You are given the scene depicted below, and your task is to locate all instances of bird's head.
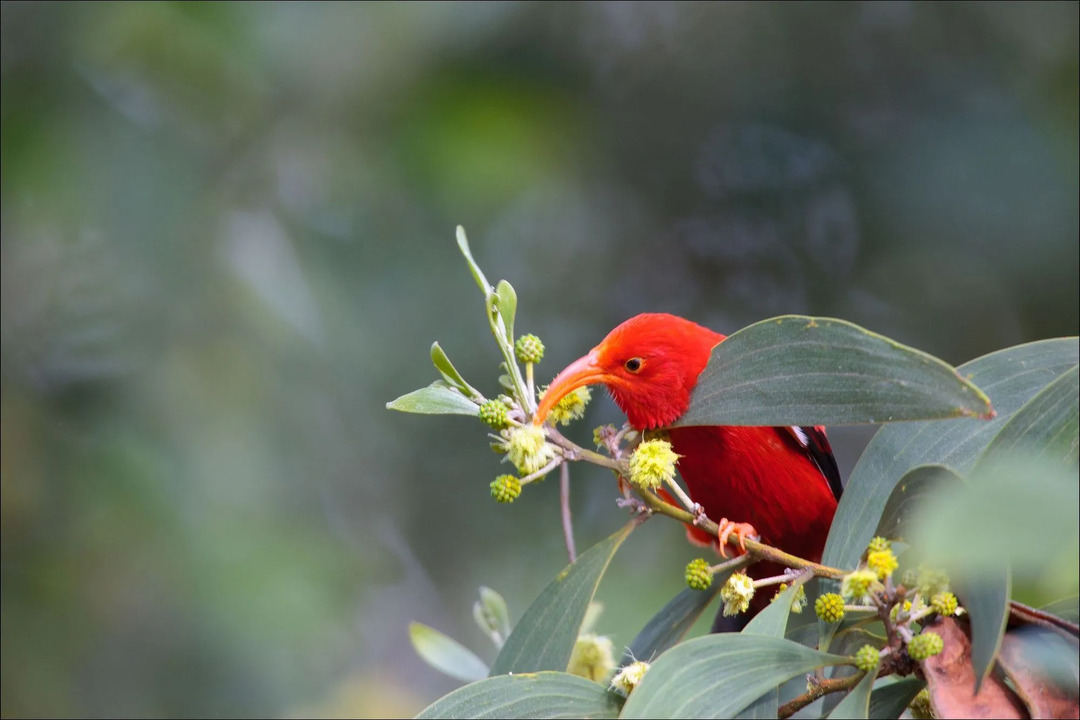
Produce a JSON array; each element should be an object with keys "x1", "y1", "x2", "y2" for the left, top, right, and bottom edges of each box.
[{"x1": 534, "y1": 313, "x2": 725, "y2": 430}]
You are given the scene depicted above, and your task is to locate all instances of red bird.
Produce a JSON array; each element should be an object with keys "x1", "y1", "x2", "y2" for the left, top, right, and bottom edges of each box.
[{"x1": 533, "y1": 313, "x2": 842, "y2": 613}]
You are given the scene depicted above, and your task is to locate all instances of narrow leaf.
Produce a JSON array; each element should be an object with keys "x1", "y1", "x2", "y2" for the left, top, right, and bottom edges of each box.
[
  {"x1": 416, "y1": 671, "x2": 622, "y2": 719},
  {"x1": 735, "y1": 690, "x2": 777, "y2": 720},
  {"x1": 620, "y1": 634, "x2": 848, "y2": 718},
  {"x1": 867, "y1": 678, "x2": 925, "y2": 719},
  {"x1": 875, "y1": 464, "x2": 964, "y2": 542},
  {"x1": 955, "y1": 574, "x2": 1011, "y2": 692},
  {"x1": 490, "y1": 521, "x2": 638, "y2": 675},
  {"x1": 456, "y1": 225, "x2": 492, "y2": 295},
  {"x1": 1040, "y1": 596, "x2": 1079, "y2": 624},
  {"x1": 474, "y1": 586, "x2": 512, "y2": 649},
  {"x1": 387, "y1": 383, "x2": 479, "y2": 416},
  {"x1": 822, "y1": 337, "x2": 1078, "y2": 578},
  {"x1": 409, "y1": 622, "x2": 490, "y2": 684},
  {"x1": 431, "y1": 342, "x2": 480, "y2": 398},
  {"x1": 975, "y1": 363, "x2": 1079, "y2": 468},
  {"x1": 827, "y1": 669, "x2": 875, "y2": 719},
  {"x1": 621, "y1": 575, "x2": 726, "y2": 667},
  {"x1": 674, "y1": 315, "x2": 992, "y2": 428},
  {"x1": 495, "y1": 280, "x2": 517, "y2": 346},
  {"x1": 743, "y1": 579, "x2": 804, "y2": 637}
]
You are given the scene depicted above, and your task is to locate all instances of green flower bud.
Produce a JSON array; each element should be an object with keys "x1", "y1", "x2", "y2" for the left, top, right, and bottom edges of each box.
[
  {"x1": 908, "y1": 688, "x2": 933, "y2": 719},
  {"x1": 931, "y1": 592, "x2": 959, "y2": 617},
  {"x1": 915, "y1": 564, "x2": 951, "y2": 598},
  {"x1": 515, "y1": 334, "x2": 545, "y2": 364},
  {"x1": 684, "y1": 558, "x2": 713, "y2": 591},
  {"x1": 854, "y1": 644, "x2": 880, "y2": 672},
  {"x1": 627, "y1": 439, "x2": 680, "y2": 491},
  {"x1": 815, "y1": 593, "x2": 845, "y2": 623},
  {"x1": 478, "y1": 399, "x2": 511, "y2": 429},
  {"x1": 490, "y1": 474, "x2": 522, "y2": 503},
  {"x1": 907, "y1": 631, "x2": 944, "y2": 661},
  {"x1": 721, "y1": 572, "x2": 755, "y2": 616}
]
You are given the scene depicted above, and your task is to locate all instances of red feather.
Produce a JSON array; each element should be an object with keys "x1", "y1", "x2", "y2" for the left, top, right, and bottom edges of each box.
[{"x1": 535, "y1": 313, "x2": 842, "y2": 616}]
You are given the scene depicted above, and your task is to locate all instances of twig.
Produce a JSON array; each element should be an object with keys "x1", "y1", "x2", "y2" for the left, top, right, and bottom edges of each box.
[
  {"x1": 560, "y1": 463, "x2": 576, "y2": 563},
  {"x1": 544, "y1": 428, "x2": 849, "y2": 580},
  {"x1": 777, "y1": 671, "x2": 864, "y2": 719}
]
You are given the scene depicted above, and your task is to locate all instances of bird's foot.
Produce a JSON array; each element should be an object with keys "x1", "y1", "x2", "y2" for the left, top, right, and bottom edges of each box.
[{"x1": 716, "y1": 518, "x2": 759, "y2": 558}]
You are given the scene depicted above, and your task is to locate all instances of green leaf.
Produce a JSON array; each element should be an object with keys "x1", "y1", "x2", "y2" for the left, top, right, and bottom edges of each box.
[
  {"x1": 409, "y1": 622, "x2": 490, "y2": 684},
  {"x1": 822, "y1": 337, "x2": 1078, "y2": 578},
  {"x1": 866, "y1": 678, "x2": 925, "y2": 719},
  {"x1": 621, "y1": 575, "x2": 728, "y2": 667},
  {"x1": 975, "y1": 364, "x2": 1079, "y2": 468},
  {"x1": 620, "y1": 634, "x2": 849, "y2": 718},
  {"x1": 415, "y1": 671, "x2": 622, "y2": 719},
  {"x1": 387, "y1": 383, "x2": 479, "y2": 416},
  {"x1": 1041, "y1": 595, "x2": 1080, "y2": 624},
  {"x1": 827, "y1": 669, "x2": 875, "y2": 719},
  {"x1": 673, "y1": 316, "x2": 992, "y2": 428},
  {"x1": 743, "y1": 579, "x2": 804, "y2": 637},
  {"x1": 474, "y1": 586, "x2": 512, "y2": 649},
  {"x1": 910, "y1": 454, "x2": 1078, "y2": 688},
  {"x1": 495, "y1": 280, "x2": 517, "y2": 345},
  {"x1": 490, "y1": 521, "x2": 638, "y2": 675},
  {"x1": 875, "y1": 465, "x2": 964, "y2": 542},
  {"x1": 734, "y1": 582, "x2": 807, "y2": 720},
  {"x1": 457, "y1": 225, "x2": 492, "y2": 295},
  {"x1": 431, "y1": 342, "x2": 480, "y2": 399},
  {"x1": 954, "y1": 574, "x2": 1011, "y2": 692}
]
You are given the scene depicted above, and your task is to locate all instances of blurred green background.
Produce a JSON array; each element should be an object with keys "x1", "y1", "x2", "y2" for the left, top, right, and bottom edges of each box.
[{"x1": 1, "y1": 2, "x2": 1077, "y2": 717}]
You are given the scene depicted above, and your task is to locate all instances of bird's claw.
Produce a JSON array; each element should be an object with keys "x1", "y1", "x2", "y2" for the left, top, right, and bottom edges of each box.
[{"x1": 716, "y1": 518, "x2": 759, "y2": 558}]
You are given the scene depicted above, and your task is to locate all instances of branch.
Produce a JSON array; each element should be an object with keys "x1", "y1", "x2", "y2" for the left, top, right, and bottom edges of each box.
[
  {"x1": 778, "y1": 670, "x2": 864, "y2": 719},
  {"x1": 560, "y1": 463, "x2": 576, "y2": 563}
]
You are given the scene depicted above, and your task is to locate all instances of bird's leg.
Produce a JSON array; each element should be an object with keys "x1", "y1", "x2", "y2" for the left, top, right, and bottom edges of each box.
[{"x1": 715, "y1": 518, "x2": 760, "y2": 559}]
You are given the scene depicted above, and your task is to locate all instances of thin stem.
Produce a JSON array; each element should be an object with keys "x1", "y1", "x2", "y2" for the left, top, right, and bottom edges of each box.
[
  {"x1": 560, "y1": 463, "x2": 576, "y2": 563},
  {"x1": 777, "y1": 671, "x2": 865, "y2": 719},
  {"x1": 520, "y1": 458, "x2": 562, "y2": 486},
  {"x1": 662, "y1": 476, "x2": 698, "y2": 514},
  {"x1": 526, "y1": 362, "x2": 535, "y2": 406},
  {"x1": 709, "y1": 555, "x2": 753, "y2": 575},
  {"x1": 543, "y1": 428, "x2": 849, "y2": 581}
]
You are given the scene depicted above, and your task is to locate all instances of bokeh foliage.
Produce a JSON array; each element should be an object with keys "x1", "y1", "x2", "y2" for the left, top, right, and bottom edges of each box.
[{"x1": 1, "y1": 3, "x2": 1077, "y2": 717}]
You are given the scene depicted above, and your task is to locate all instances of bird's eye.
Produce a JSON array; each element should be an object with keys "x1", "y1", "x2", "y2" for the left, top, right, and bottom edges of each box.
[{"x1": 624, "y1": 357, "x2": 644, "y2": 373}]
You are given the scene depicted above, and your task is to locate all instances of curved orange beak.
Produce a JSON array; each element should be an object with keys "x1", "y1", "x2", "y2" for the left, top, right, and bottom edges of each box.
[{"x1": 533, "y1": 351, "x2": 610, "y2": 426}]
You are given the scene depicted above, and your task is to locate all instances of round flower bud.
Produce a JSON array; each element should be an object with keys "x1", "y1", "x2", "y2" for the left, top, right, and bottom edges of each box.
[
  {"x1": 515, "y1": 334, "x2": 545, "y2": 364},
  {"x1": 627, "y1": 439, "x2": 680, "y2": 491},
  {"x1": 909, "y1": 689, "x2": 933, "y2": 720},
  {"x1": 907, "y1": 631, "x2": 944, "y2": 661},
  {"x1": 506, "y1": 425, "x2": 557, "y2": 475},
  {"x1": 721, "y1": 572, "x2": 755, "y2": 616},
  {"x1": 867, "y1": 536, "x2": 892, "y2": 554},
  {"x1": 490, "y1": 474, "x2": 522, "y2": 503},
  {"x1": 567, "y1": 633, "x2": 615, "y2": 683},
  {"x1": 538, "y1": 385, "x2": 591, "y2": 426},
  {"x1": 478, "y1": 399, "x2": 511, "y2": 429},
  {"x1": 685, "y1": 558, "x2": 713, "y2": 591},
  {"x1": 867, "y1": 549, "x2": 899, "y2": 580},
  {"x1": 815, "y1": 593, "x2": 846, "y2": 623},
  {"x1": 931, "y1": 592, "x2": 959, "y2": 617},
  {"x1": 841, "y1": 569, "x2": 881, "y2": 604},
  {"x1": 854, "y1": 644, "x2": 880, "y2": 672},
  {"x1": 610, "y1": 660, "x2": 649, "y2": 696}
]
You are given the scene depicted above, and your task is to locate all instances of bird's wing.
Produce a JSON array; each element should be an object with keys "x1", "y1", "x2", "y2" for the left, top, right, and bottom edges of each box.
[{"x1": 780, "y1": 426, "x2": 843, "y2": 501}]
